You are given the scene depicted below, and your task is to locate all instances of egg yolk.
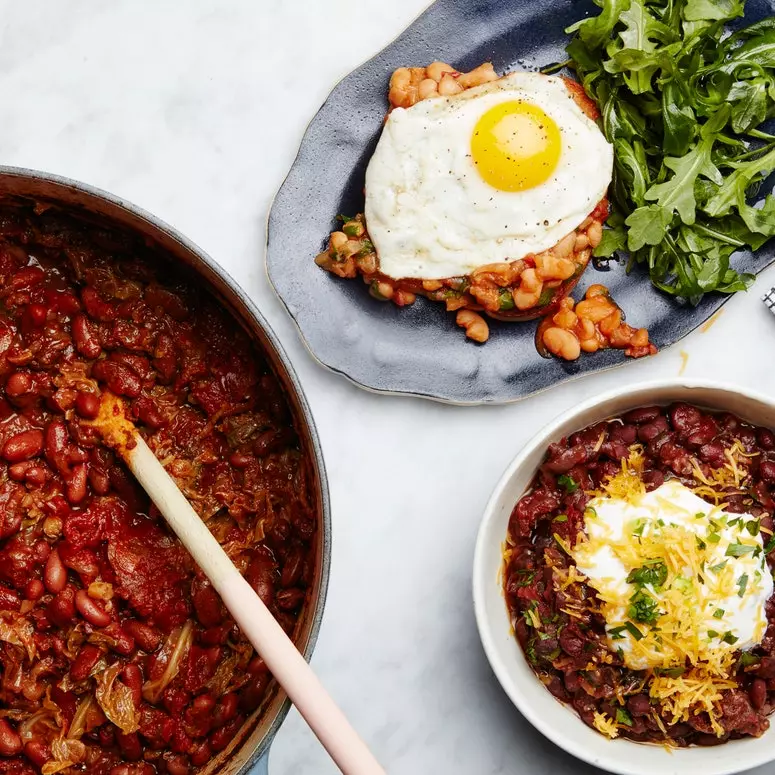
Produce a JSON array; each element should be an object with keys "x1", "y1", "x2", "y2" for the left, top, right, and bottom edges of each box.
[{"x1": 471, "y1": 101, "x2": 562, "y2": 192}]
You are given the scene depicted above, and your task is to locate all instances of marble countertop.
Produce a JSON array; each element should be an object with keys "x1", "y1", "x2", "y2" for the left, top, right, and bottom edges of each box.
[{"x1": 3, "y1": 1, "x2": 775, "y2": 773}]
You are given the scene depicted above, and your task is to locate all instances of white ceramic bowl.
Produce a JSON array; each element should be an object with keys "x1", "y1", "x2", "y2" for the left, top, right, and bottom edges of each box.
[{"x1": 473, "y1": 378, "x2": 775, "y2": 775}]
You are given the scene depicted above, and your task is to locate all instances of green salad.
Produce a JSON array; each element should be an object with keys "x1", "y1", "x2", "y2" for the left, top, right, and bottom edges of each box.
[{"x1": 566, "y1": 0, "x2": 775, "y2": 303}]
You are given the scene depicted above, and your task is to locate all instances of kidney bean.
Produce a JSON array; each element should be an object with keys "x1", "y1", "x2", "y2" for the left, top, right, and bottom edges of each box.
[
  {"x1": 27, "y1": 303, "x2": 47, "y2": 327},
  {"x1": 25, "y1": 579, "x2": 44, "y2": 601},
  {"x1": 749, "y1": 678, "x2": 767, "y2": 710},
  {"x1": 123, "y1": 619, "x2": 161, "y2": 652},
  {"x1": 627, "y1": 694, "x2": 652, "y2": 716},
  {"x1": 44, "y1": 549, "x2": 67, "y2": 594},
  {"x1": 192, "y1": 583, "x2": 223, "y2": 628},
  {"x1": 5, "y1": 370, "x2": 32, "y2": 397},
  {"x1": 133, "y1": 397, "x2": 166, "y2": 429},
  {"x1": 47, "y1": 586, "x2": 76, "y2": 627},
  {"x1": 23, "y1": 740, "x2": 51, "y2": 768},
  {"x1": 275, "y1": 588, "x2": 305, "y2": 612},
  {"x1": 239, "y1": 674, "x2": 269, "y2": 713},
  {"x1": 2, "y1": 429, "x2": 44, "y2": 463},
  {"x1": 24, "y1": 466, "x2": 48, "y2": 486},
  {"x1": 189, "y1": 741, "x2": 211, "y2": 768},
  {"x1": 0, "y1": 719, "x2": 22, "y2": 756},
  {"x1": 637, "y1": 418, "x2": 667, "y2": 443},
  {"x1": 208, "y1": 715, "x2": 243, "y2": 753},
  {"x1": 44, "y1": 418, "x2": 70, "y2": 475},
  {"x1": 543, "y1": 444, "x2": 589, "y2": 474},
  {"x1": 669, "y1": 403, "x2": 702, "y2": 435},
  {"x1": 72, "y1": 314, "x2": 102, "y2": 359},
  {"x1": 116, "y1": 731, "x2": 143, "y2": 762},
  {"x1": 641, "y1": 469, "x2": 665, "y2": 490},
  {"x1": 164, "y1": 755, "x2": 191, "y2": 775},
  {"x1": 213, "y1": 692, "x2": 239, "y2": 726},
  {"x1": 88, "y1": 466, "x2": 111, "y2": 495},
  {"x1": 74, "y1": 391, "x2": 100, "y2": 420},
  {"x1": 622, "y1": 406, "x2": 661, "y2": 424},
  {"x1": 760, "y1": 460, "x2": 775, "y2": 484},
  {"x1": 11, "y1": 266, "x2": 45, "y2": 291},
  {"x1": 757, "y1": 428, "x2": 775, "y2": 450},
  {"x1": 110, "y1": 766, "x2": 155, "y2": 775},
  {"x1": 92, "y1": 360, "x2": 142, "y2": 398},
  {"x1": 0, "y1": 507, "x2": 22, "y2": 540},
  {"x1": 245, "y1": 552, "x2": 277, "y2": 608},
  {"x1": 687, "y1": 417, "x2": 718, "y2": 447},
  {"x1": 6, "y1": 464, "x2": 27, "y2": 488},
  {"x1": 70, "y1": 643, "x2": 102, "y2": 682},
  {"x1": 122, "y1": 664, "x2": 143, "y2": 707},
  {"x1": 81, "y1": 287, "x2": 117, "y2": 323},
  {"x1": 75, "y1": 589, "x2": 111, "y2": 627},
  {"x1": 66, "y1": 463, "x2": 88, "y2": 505}
]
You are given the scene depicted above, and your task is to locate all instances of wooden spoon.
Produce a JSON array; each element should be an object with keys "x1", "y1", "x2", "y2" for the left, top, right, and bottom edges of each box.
[{"x1": 89, "y1": 392, "x2": 384, "y2": 775}]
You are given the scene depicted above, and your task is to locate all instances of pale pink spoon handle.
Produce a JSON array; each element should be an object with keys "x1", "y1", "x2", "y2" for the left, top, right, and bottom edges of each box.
[{"x1": 93, "y1": 395, "x2": 384, "y2": 775}]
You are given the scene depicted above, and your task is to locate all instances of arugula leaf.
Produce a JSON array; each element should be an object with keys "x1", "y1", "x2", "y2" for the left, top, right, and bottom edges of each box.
[
  {"x1": 625, "y1": 205, "x2": 673, "y2": 249},
  {"x1": 662, "y1": 81, "x2": 697, "y2": 155},
  {"x1": 595, "y1": 223, "x2": 629, "y2": 257},
  {"x1": 684, "y1": 0, "x2": 744, "y2": 22},
  {"x1": 566, "y1": 0, "x2": 633, "y2": 49},
  {"x1": 704, "y1": 145, "x2": 775, "y2": 217},
  {"x1": 644, "y1": 106, "x2": 727, "y2": 224},
  {"x1": 730, "y1": 79, "x2": 770, "y2": 133},
  {"x1": 566, "y1": 2, "x2": 775, "y2": 302}
]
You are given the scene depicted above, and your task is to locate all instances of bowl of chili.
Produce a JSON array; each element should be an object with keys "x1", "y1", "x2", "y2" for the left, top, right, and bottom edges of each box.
[
  {"x1": 0, "y1": 167, "x2": 330, "y2": 775},
  {"x1": 474, "y1": 379, "x2": 775, "y2": 775}
]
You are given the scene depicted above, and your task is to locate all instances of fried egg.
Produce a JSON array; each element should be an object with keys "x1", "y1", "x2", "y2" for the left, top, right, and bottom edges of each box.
[{"x1": 364, "y1": 71, "x2": 613, "y2": 280}]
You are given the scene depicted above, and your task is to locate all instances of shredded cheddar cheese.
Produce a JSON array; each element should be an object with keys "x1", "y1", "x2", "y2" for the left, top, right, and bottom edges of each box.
[
  {"x1": 571, "y1": 450, "x2": 772, "y2": 737},
  {"x1": 593, "y1": 711, "x2": 620, "y2": 739}
]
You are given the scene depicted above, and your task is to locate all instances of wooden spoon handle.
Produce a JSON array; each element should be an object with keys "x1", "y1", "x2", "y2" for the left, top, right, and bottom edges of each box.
[{"x1": 94, "y1": 396, "x2": 384, "y2": 775}]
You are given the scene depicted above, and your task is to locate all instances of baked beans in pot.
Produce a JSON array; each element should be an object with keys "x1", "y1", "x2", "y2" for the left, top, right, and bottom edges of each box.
[{"x1": 0, "y1": 170, "x2": 330, "y2": 775}]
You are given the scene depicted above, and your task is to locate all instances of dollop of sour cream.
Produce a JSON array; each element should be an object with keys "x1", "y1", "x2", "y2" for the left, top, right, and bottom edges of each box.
[{"x1": 571, "y1": 479, "x2": 772, "y2": 670}]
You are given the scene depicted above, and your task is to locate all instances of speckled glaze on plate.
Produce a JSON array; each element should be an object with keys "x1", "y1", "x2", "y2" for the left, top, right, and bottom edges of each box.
[{"x1": 266, "y1": 0, "x2": 775, "y2": 405}]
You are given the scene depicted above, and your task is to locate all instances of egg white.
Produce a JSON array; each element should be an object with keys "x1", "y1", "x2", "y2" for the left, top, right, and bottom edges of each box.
[{"x1": 364, "y1": 71, "x2": 613, "y2": 281}]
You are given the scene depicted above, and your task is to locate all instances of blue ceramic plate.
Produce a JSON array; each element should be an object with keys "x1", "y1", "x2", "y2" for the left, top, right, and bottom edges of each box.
[{"x1": 266, "y1": 0, "x2": 775, "y2": 405}]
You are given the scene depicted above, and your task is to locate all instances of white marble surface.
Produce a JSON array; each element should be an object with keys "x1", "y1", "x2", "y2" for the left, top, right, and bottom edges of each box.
[{"x1": 3, "y1": 1, "x2": 775, "y2": 773}]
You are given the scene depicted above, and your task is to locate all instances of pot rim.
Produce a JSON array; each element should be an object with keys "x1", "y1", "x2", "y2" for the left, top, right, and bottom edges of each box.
[{"x1": 0, "y1": 164, "x2": 332, "y2": 769}]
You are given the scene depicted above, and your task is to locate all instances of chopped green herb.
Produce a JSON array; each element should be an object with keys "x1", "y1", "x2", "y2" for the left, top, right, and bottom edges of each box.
[
  {"x1": 737, "y1": 573, "x2": 749, "y2": 598},
  {"x1": 764, "y1": 536, "x2": 775, "y2": 554},
  {"x1": 673, "y1": 576, "x2": 693, "y2": 593},
  {"x1": 654, "y1": 666, "x2": 685, "y2": 678},
  {"x1": 709, "y1": 560, "x2": 728, "y2": 572},
  {"x1": 616, "y1": 707, "x2": 634, "y2": 727},
  {"x1": 628, "y1": 589, "x2": 661, "y2": 625},
  {"x1": 627, "y1": 560, "x2": 668, "y2": 589},
  {"x1": 696, "y1": 536, "x2": 707, "y2": 551},
  {"x1": 695, "y1": 512, "x2": 705, "y2": 519},
  {"x1": 557, "y1": 474, "x2": 579, "y2": 494},
  {"x1": 708, "y1": 630, "x2": 719, "y2": 639},
  {"x1": 713, "y1": 608, "x2": 725, "y2": 619},
  {"x1": 726, "y1": 542, "x2": 756, "y2": 557},
  {"x1": 740, "y1": 652, "x2": 760, "y2": 668},
  {"x1": 608, "y1": 625, "x2": 627, "y2": 640},
  {"x1": 624, "y1": 621, "x2": 644, "y2": 641},
  {"x1": 746, "y1": 519, "x2": 761, "y2": 536},
  {"x1": 585, "y1": 506, "x2": 598, "y2": 519},
  {"x1": 616, "y1": 646, "x2": 625, "y2": 661},
  {"x1": 722, "y1": 632, "x2": 739, "y2": 646},
  {"x1": 728, "y1": 518, "x2": 742, "y2": 529},
  {"x1": 706, "y1": 532, "x2": 721, "y2": 543},
  {"x1": 553, "y1": 514, "x2": 569, "y2": 523}
]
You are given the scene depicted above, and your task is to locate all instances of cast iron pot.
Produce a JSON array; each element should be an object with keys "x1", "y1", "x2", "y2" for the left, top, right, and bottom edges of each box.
[{"x1": 0, "y1": 167, "x2": 331, "y2": 775}]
